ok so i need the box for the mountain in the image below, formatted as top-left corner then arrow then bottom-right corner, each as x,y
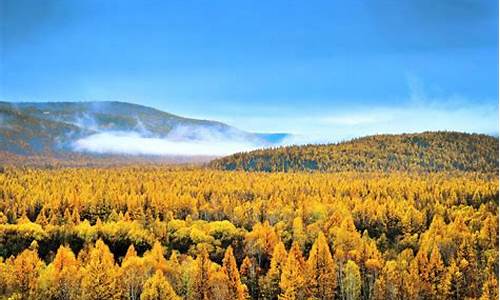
209,132 -> 499,173
0,101 -> 288,157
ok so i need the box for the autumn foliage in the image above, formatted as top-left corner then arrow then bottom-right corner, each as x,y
0,166 -> 497,299
210,132 -> 499,173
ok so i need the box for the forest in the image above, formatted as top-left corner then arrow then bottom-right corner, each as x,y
0,166 -> 498,299
210,132 -> 498,173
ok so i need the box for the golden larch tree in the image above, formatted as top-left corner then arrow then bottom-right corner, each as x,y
80,239 -> 121,300
141,270 -> 180,300
189,246 -> 211,300
121,245 -> 147,300
306,232 -> 336,300
222,246 -> 246,300
260,241 -> 287,299
279,243 -> 308,300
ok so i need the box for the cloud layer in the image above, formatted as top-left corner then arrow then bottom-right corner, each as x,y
72,132 -> 259,156
71,125 -> 267,156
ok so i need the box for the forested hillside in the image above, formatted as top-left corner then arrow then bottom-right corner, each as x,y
0,101 -> 287,156
0,167 -> 498,299
210,132 -> 499,173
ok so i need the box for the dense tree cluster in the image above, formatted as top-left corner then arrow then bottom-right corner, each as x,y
0,167 -> 497,299
210,132 -> 499,173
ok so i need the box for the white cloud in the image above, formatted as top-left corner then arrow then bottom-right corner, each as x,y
72,131 -> 262,156
71,124 -> 275,156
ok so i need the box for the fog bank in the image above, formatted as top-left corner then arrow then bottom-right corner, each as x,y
72,126 -> 268,156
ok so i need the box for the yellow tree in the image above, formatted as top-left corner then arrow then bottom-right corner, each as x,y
360,231 -> 383,300
478,215 -> 498,251
143,241 -> 168,275
428,244 -> 450,300
279,243 -> 308,300
446,259 -> 464,300
240,256 -> 257,300
375,260 -> 403,299
394,249 -> 420,300
189,247 -> 211,300
141,270 -> 180,300
457,239 -> 480,298
9,248 -> 44,299
40,245 -> 81,300
207,270 -> 231,299
121,245 -> 147,300
404,258 -> 421,300
222,246 -> 245,300
292,216 -> 306,251
260,241 -> 287,300
306,232 -> 336,300
164,251 -> 183,296
342,260 -> 361,300
80,239 -> 121,300
0,258 -> 8,296
245,221 -> 278,268
480,273 -> 499,300
414,248 -> 432,298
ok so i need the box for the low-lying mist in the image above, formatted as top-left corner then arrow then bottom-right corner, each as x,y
71,125 -> 274,156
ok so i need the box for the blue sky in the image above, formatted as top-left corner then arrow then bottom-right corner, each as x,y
1,0 -> 498,139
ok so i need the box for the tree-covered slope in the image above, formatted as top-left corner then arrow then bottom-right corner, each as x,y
210,132 -> 499,173
0,101 -> 287,156
0,105 -> 91,155
2,101 -> 232,136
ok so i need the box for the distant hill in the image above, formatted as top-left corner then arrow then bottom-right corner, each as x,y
209,132 -> 499,173
0,101 -> 288,156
